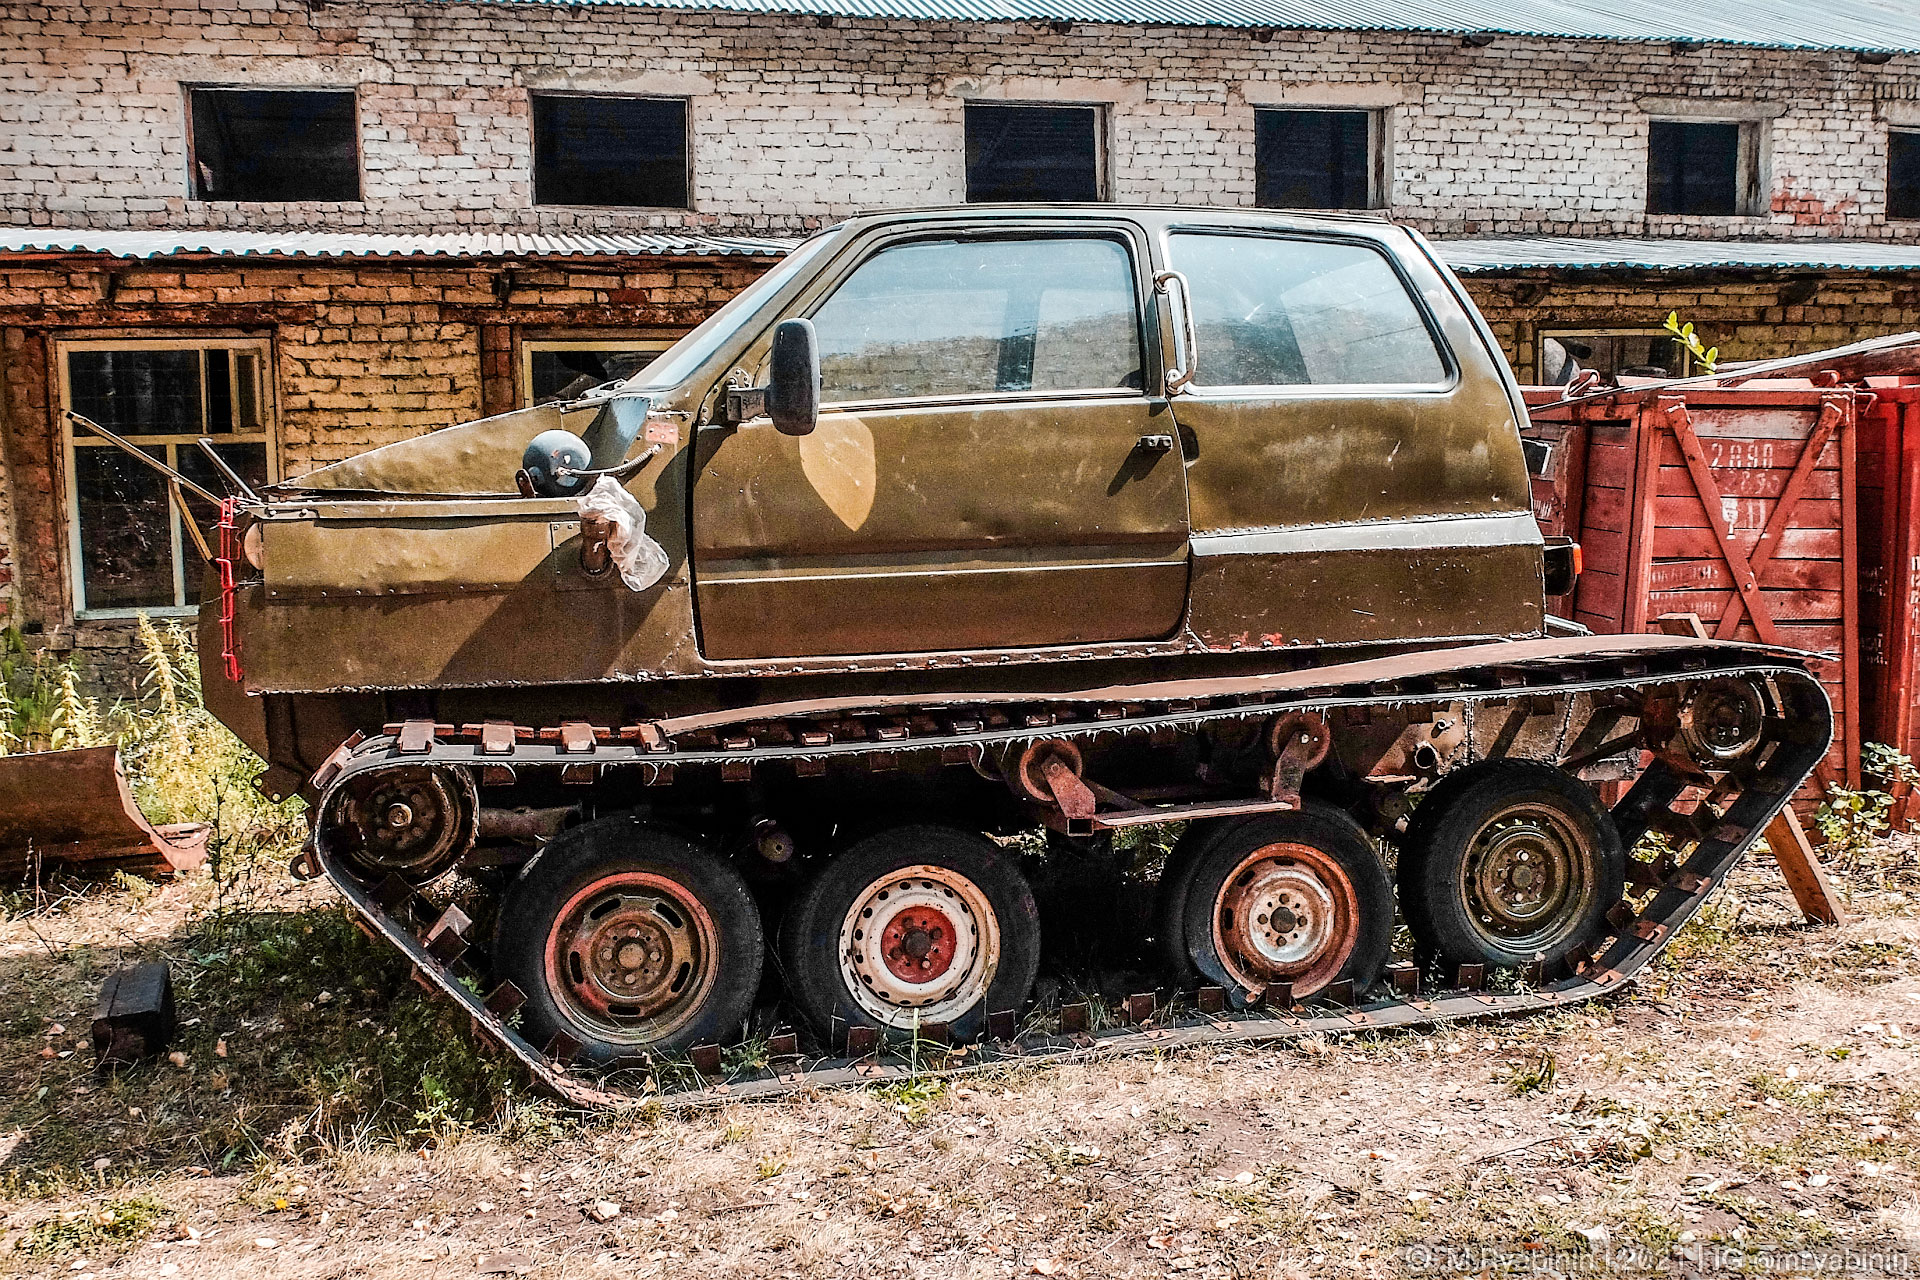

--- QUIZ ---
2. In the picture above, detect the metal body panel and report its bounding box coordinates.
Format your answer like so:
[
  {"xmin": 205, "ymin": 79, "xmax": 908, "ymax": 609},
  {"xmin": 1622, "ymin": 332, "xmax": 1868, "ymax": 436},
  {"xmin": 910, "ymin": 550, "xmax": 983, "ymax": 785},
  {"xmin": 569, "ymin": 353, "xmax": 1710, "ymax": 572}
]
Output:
[
  {"xmin": 205, "ymin": 206, "xmax": 1553, "ymax": 769},
  {"xmin": 692, "ymin": 396, "xmax": 1190, "ymax": 659}
]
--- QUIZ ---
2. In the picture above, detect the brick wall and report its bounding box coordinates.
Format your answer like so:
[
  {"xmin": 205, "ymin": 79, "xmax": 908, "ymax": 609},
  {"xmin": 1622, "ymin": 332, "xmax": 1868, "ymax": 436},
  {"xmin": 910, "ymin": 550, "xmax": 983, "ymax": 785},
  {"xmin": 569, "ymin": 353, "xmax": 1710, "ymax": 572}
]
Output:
[
  {"xmin": 0, "ymin": 251, "xmax": 771, "ymax": 670},
  {"xmin": 1462, "ymin": 274, "xmax": 1920, "ymax": 383},
  {"xmin": 6, "ymin": 0, "xmax": 1920, "ymax": 240}
]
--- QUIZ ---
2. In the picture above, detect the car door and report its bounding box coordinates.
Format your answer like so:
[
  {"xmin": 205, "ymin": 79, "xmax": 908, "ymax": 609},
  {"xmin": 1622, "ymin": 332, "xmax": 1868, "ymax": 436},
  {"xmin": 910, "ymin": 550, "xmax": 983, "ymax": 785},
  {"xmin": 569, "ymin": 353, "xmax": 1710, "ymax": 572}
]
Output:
[
  {"xmin": 1160, "ymin": 225, "xmax": 1541, "ymax": 648},
  {"xmin": 691, "ymin": 224, "xmax": 1190, "ymax": 661}
]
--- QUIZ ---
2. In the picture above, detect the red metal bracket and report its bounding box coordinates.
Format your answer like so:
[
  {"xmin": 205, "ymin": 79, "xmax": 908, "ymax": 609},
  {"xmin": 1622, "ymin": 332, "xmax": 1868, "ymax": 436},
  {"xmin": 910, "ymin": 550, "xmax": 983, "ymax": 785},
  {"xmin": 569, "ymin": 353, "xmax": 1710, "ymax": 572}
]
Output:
[{"xmin": 215, "ymin": 498, "xmax": 242, "ymax": 682}]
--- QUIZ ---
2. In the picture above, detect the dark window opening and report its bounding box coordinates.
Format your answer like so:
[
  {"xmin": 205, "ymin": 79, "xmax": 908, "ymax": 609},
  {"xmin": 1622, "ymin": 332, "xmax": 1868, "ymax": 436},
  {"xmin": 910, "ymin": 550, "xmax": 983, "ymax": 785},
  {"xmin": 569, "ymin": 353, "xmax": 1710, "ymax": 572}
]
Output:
[
  {"xmin": 1648, "ymin": 120, "xmax": 1743, "ymax": 216},
  {"xmin": 964, "ymin": 104, "xmax": 1101, "ymax": 203},
  {"xmin": 533, "ymin": 95, "xmax": 689, "ymax": 208},
  {"xmin": 189, "ymin": 89, "xmax": 359, "ymax": 202},
  {"xmin": 63, "ymin": 346, "xmax": 271, "ymax": 613},
  {"xmin": 526, "ymin": 344, "xmax": 667, "ymax": 405},
  {"xmin": 1891, "ymin": 131, "xmax": 1920, "ymax": 220},
  {"xmin": 1255, "ymin": 110, "xmax": 1375, "ymax": 210}
]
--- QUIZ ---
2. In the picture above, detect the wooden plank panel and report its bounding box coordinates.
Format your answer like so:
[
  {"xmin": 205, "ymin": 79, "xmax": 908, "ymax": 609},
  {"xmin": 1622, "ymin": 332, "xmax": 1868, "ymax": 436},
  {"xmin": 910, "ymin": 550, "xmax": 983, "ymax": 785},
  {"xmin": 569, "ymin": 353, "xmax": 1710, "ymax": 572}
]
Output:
[
  {"xmin": 1644, "ymin": 557, "xmax": 1843, "ymax": 593},
  {"xmin": 1656, "ymin": 436, "xmax": 1842, "ymax": 470},
  {"xmin": 1654, "ymin": 526, "xmax": 1842, "ymax": 560},
  {"xmin": 1577, "ymin": 528, "xmax": 1629, "ymax": 574},
  {"xmin": 1654, "ymin": 495, "xmax": 1843, "ymax": 533},
  {"xmin": 1575, "ymin": 568, "xmax": 1625, "ymax": 619},
  {"xmin": 1685, "ymin": 409, "xmax": 1848, "ymax": 441},
  {"xmin": 1655, "ymin": 465, "xmax": 1841, "ymax": 501},
  {"xmin": 1643, "ymin": 588, "xmax": 1845, "ymax": 623},
  {"xmin": 1585, "ymin": 441, "xmax": 1634, "ymax": 488},
  {"xmin": 1580, "ymin": 486, "xmax": 1628, "ymax": 532}
]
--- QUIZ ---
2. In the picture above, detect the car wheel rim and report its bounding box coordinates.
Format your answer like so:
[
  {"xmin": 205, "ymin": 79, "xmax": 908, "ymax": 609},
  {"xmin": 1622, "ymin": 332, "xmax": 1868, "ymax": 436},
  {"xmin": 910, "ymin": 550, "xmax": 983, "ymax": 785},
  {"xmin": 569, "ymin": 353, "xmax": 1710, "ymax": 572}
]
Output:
[
  {"xmin": 1460, "ymin": 803, "xmax": 1590, "ymax": 950},
  {"xmin": 839, "ymin": 864, "xmax": 1000, "ymax": 1028},
  {"xmin": 544, "ymin": 871, "xmax": 719, "ymax": 1048},
  {"xmin": 1210, "ymin": 842, "xmax": 1360, "ymax": 998}
]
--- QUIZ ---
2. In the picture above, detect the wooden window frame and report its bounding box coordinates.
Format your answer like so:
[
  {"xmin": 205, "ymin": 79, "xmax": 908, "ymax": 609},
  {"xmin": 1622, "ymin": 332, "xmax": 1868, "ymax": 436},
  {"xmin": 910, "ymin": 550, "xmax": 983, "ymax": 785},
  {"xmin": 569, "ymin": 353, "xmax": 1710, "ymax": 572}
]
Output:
[{"xmin": 57, "ymin": 336, "xmax": 279, "ymax": 619}]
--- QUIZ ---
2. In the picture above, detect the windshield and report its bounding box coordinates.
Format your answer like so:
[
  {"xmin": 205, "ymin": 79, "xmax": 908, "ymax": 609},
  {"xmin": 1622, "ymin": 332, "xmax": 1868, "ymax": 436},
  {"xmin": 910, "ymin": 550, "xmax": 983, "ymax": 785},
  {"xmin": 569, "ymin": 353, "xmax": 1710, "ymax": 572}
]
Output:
[{"xmin": 624, "ymin": 230, "xmax": 841, "ymax": 392}]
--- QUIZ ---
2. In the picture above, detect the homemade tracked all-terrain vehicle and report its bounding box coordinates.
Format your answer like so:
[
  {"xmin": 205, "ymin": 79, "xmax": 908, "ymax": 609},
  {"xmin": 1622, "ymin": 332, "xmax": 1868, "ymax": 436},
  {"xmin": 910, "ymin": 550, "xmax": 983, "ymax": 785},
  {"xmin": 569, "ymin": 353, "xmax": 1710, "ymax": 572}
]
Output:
[{"xmin": 179, "ymin": 207, "xmax": 1828, "ymax": 1105}]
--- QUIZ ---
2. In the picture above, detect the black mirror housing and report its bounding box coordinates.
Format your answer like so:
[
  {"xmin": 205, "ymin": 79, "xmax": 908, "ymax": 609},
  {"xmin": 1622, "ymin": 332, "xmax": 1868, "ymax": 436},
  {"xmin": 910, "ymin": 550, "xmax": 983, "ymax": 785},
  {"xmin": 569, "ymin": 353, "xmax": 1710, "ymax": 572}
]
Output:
[{"xmin": 766, "ymin": 318, "xmax": 820, "ymax": 437}]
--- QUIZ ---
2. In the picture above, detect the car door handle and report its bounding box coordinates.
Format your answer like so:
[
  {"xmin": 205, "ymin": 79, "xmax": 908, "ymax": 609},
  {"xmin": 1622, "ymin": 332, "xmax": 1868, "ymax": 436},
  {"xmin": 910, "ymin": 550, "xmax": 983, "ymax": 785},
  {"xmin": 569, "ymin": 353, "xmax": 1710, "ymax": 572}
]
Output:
[{"xmin": 1135, "ymin": 433, "xmax": 1176, "ymax": 454}]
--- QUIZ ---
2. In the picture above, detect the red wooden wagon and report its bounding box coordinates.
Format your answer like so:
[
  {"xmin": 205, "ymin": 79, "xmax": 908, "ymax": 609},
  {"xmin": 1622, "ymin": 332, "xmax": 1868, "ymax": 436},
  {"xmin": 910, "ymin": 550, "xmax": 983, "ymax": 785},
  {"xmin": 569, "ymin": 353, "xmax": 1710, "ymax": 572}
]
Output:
[{"xmin": 1523, "ymin": 383, "xmax": 1862, "ymax": 799}]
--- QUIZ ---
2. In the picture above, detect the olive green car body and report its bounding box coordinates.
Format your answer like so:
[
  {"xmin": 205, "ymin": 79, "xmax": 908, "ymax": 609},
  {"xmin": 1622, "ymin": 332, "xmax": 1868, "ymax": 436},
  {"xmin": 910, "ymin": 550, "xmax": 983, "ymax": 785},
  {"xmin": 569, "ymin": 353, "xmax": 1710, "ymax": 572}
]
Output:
[{"xmin": 199, "ymin": 206, "xmax": 1547, "ymax": 794}]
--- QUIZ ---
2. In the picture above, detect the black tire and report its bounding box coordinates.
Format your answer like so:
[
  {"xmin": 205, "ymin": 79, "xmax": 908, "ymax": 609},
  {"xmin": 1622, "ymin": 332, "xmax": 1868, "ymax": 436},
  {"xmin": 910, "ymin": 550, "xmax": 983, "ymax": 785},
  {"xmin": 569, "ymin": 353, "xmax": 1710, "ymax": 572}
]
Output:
[
  {"xmin": 494, "ymin": 815, "xmax": 764, "ymax": 1067},
  {"xmin": 1175, "ymin": 806, "xmax": 1393, "ymax": 1008},
  {"xmin": 1153, "ymin": 819, "xmax": 1230, "ymax": 982},
  {"xmin": 1397, "ymin": 760, "xmax": 1625, "ymax": 973},
  {"xmin": 780, "ymin": 825, "xmax": 1040, "ymax": 1043}
]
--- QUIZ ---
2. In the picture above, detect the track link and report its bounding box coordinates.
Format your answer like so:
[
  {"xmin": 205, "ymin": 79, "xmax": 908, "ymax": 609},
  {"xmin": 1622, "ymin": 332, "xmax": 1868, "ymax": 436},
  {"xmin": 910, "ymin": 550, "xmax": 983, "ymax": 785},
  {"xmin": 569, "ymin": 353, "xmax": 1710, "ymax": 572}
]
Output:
[{"xmin": 306, "ymin": 636, "xmax": 1832, "ymax": 1110}]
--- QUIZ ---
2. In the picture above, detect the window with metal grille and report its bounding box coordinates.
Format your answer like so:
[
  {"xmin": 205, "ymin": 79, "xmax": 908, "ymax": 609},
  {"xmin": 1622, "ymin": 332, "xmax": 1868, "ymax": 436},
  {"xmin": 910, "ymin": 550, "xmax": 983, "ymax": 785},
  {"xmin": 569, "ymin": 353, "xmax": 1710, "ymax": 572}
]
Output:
[
  {"xmin": 189, "ymin": 88, "xmax": 360, "ymax": 203},
  {"xmin": 1254, "ymin": 110, "xmax": 1378, "ymax": 210},
  {"xmin": 964, "ymin": 104, "xmax": 1103, "ymax": 203},
  {"xmin": 1647, "ymin": 120, "xmax": 1749, "ymax": 215},
  {"xmin": 1891, "ymin": 131, "xmax": 1920, "ymax": 220},
  {"xmin": 532, "ymin": 95, "xmax": 690, "ymax": 208},
  {"xmin": 60, "ymin": 341, "xmax": 276, "ymax": 615}
]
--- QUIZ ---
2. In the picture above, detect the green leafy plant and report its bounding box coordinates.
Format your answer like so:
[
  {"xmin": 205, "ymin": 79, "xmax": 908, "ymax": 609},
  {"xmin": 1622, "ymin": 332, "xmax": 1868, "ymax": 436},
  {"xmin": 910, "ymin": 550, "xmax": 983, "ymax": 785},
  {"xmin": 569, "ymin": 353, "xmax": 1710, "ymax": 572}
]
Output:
[
  {"xmin": 1813, "ymin": 744, "xmax": 1920, "ymax": 884},
  {"xmin": 1663, "ymin": 311, "xmax": 1719, "ymax": 374}
]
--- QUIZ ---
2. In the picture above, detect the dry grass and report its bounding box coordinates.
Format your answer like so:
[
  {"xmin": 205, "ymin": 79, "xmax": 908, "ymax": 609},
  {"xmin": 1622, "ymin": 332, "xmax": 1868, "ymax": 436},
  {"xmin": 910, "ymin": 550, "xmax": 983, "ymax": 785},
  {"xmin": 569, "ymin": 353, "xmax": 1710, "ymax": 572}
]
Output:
[{"xmin": 5, "ymin": 842, "xmax": 1920, "ymax": 1277}]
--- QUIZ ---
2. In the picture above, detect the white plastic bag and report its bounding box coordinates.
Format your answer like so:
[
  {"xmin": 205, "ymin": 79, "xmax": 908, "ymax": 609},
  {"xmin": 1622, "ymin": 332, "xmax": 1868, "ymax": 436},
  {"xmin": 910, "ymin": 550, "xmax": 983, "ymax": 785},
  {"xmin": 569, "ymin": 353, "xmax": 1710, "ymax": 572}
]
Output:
[{"xmin": 577, "ymin": 476, "xmax": 670, "ymax": 592}]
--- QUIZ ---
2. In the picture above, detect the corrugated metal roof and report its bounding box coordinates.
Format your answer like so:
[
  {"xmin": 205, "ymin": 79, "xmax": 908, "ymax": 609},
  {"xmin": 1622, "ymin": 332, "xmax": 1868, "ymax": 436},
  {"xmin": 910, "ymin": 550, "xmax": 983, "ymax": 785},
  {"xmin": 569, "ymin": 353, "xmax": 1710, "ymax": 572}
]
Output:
[
  {"xmin": 0, "ymin": 229, "xmax": 795, "ymax": 260},
  {"xmin": 10, "ymin": 227, "xmax": 1920, "ymax": 277},
  {"xmin": 454, "ymin": 0, "xmax": 1920, "ymax": 53},
  {"xmin": 1435, "ymin": 237, "xmax": 1920, "ymax": 273}
]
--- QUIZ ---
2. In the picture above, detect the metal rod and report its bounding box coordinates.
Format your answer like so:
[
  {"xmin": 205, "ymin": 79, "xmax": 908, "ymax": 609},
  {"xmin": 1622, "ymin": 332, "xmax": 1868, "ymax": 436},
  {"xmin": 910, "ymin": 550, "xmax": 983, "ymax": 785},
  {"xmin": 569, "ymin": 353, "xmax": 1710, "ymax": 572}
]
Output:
[
  {"xmin": 171, "ymin": 482, "xmax": 215, "ymax": 564},
  {"xmin": 196, "ymin": 437, "xmax": 261, "ymax": 503},
  {"xmin": 64, "ymin": 412, "xmax": 224, "ymax": 505}
]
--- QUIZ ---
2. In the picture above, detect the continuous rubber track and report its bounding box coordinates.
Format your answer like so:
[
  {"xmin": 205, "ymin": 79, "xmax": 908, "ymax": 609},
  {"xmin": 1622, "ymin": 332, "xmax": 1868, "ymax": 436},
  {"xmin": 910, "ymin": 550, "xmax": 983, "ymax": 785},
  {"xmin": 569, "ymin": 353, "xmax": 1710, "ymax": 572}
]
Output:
[{"xmin": 307, "ymin": 635, "xmax": 1832, "ymax": 1110}]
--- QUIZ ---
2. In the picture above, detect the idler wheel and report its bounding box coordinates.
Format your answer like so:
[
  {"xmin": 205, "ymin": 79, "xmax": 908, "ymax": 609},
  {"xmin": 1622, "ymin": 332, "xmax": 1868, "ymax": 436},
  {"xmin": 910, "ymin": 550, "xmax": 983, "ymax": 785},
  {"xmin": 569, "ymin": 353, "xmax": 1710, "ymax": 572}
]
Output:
[
  {"xmin": 1163, "ymin": 807, "xmax": 1393, "ymax": 1007},
  {"xmin": 779, "ymin": 825, "xmax": 1040, "ymax": 1043},
  {"xmin": 1397, "ymin": 760, "xmax": 1624, "ymax": 973},
  {"xmin": 1679, "ymin": 676, "xmax": 1770, "ymax": 763},
  {"xmin": 321, "ymin": 764, "xmax": 476, "ymax": 885},
  {"xmin": 493, "ymin": 816, "xmax": 764, "ymax": 1066}
]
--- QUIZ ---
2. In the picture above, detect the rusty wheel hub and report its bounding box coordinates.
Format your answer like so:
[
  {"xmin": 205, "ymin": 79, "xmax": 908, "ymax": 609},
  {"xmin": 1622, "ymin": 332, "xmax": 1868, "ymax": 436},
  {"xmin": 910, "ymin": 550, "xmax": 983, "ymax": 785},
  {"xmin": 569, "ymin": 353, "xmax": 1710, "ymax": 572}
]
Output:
[
  {"xmin": 330, "ymin": 765, "xmax": 472, "ymax": 882},
  {"xmin": 1463, "ymin": 806, "xmax": 1586, "ymax": 946},
  {"xmin": 879, "ymin": 905, "xmax": 958, "ymax": 983},
  {"xmin": 840, "ymin": 865, "xmax": 1000, "ymax": 1028},
  {"xmin": 1211, "ymin": 842, "xmax": 1359, "ymax": 999},
  {"xmin": 545, "ymin": 872, "xmax": 718, "ymax": 1047}
]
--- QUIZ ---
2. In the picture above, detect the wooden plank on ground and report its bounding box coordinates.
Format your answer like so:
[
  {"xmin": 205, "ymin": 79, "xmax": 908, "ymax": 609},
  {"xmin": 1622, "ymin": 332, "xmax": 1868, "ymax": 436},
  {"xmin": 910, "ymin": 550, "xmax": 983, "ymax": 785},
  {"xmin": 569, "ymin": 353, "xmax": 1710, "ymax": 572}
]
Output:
[{"xmin": 1763, "ymin": 806, "xmax": 1847, "ymax": 926}]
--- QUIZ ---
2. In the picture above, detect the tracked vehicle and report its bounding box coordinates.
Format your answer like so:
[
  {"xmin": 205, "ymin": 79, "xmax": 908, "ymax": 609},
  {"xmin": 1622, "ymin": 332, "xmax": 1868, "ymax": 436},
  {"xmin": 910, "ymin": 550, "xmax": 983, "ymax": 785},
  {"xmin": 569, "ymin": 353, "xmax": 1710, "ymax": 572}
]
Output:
[{"xmin": 183, "ymin": 206, "xmax": 1829, "ymax": 1104}]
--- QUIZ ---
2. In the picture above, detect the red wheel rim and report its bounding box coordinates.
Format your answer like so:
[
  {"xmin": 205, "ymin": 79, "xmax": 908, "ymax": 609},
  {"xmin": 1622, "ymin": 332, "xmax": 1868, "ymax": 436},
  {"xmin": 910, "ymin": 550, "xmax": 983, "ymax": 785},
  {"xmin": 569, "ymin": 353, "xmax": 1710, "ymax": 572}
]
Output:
[
  {"xmin": 879, "ymin": 904, "xmax": 959, "ymax": 983},
  {"xmin": 542, "ymin": 871, "xmax": 719, "ymax": 1049},
  {"xmin": 1209, "ymin": 841, "xmax": 1360, "ymax": 999}
]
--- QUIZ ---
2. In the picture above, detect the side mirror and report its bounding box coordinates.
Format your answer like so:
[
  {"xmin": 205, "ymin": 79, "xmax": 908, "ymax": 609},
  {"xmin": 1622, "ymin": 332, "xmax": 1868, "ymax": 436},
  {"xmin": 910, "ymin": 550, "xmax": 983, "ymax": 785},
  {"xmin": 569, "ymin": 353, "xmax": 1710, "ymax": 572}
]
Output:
[{"xmin": 765, "ymin": 319, "xmax": 820, "ymax": 437}]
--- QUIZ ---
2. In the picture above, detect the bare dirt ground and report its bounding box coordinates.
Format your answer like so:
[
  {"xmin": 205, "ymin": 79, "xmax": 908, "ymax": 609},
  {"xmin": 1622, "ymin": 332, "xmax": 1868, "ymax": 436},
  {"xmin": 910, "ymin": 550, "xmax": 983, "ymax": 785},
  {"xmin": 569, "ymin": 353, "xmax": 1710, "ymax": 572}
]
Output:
[{"xmin": 6, "ymin": 847, "xmax": 1920, "ymax": 1279}]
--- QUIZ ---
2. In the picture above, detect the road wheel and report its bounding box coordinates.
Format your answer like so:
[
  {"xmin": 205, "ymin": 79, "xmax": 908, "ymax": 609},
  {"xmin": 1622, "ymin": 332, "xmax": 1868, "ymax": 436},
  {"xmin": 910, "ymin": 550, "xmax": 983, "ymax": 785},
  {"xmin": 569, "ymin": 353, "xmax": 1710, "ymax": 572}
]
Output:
[
  {"xmin": 1174, "ymin": 807, "xmax": 1393, "ymax": 1007},
  {"xmin": 495, "ymin": 816, "xmax": 763, "ymax": 1066},
  {"xmin": 1153, "ymin": 819, "xmax": 1229, "ymax": 982},
  {"xmin": 780, "ymin": 825, "xmax": 1040, "ymax": 1043},
  {"xmin": 1397, "ymin": 760, "xmax": 1624, "ymax": 973}
]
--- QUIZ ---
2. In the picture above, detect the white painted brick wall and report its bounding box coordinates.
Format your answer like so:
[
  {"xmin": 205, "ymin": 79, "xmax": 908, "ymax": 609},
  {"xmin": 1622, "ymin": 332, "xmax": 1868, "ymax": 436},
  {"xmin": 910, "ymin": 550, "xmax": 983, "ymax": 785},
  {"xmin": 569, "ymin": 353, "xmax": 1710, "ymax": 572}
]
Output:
[{"xmin": 2, "ymin": 0, "xmax": 1919, "ymax": 238}]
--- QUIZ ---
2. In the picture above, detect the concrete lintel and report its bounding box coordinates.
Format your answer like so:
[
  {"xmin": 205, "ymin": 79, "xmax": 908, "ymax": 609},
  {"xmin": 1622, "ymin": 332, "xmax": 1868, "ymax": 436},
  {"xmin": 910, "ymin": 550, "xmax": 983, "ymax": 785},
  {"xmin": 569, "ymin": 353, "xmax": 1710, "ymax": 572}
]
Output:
[{"xmin": 1637, "ymin": 95, "xmax": 1786, "ymax": 121}]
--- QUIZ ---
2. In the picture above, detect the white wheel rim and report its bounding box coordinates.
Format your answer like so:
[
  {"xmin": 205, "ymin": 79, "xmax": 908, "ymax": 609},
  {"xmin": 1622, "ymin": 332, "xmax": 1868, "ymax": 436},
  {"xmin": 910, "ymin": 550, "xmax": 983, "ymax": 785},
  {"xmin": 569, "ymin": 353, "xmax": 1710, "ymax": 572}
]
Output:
[{"xmin": 838, "ymin": 864, "xmax": 1001, "ymax": 1028}]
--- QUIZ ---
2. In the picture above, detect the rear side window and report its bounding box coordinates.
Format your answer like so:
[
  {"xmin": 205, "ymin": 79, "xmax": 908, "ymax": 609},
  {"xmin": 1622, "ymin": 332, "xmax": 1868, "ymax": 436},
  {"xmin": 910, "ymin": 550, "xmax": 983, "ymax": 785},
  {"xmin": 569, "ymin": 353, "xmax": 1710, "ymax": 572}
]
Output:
[
  {"xmin": 809, "ymin": 237, "xmax": 1143, "ymax": 403},
  {"xmin": 1167, "ymin": 233, "xmax": 1448, "ymax": 388}
]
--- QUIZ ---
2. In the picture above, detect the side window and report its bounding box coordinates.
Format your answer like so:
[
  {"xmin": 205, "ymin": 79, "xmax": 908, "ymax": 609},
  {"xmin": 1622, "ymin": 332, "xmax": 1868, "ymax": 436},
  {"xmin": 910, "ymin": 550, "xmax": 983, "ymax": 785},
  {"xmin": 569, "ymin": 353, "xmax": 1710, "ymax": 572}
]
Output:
[
  {"xmin": 808, "ymin": 237, "xmax": 1143, "ymax": 404},
  {"xmin": 1167, "ymin": 233, "xmax": 1448, "ymax": 388}
]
